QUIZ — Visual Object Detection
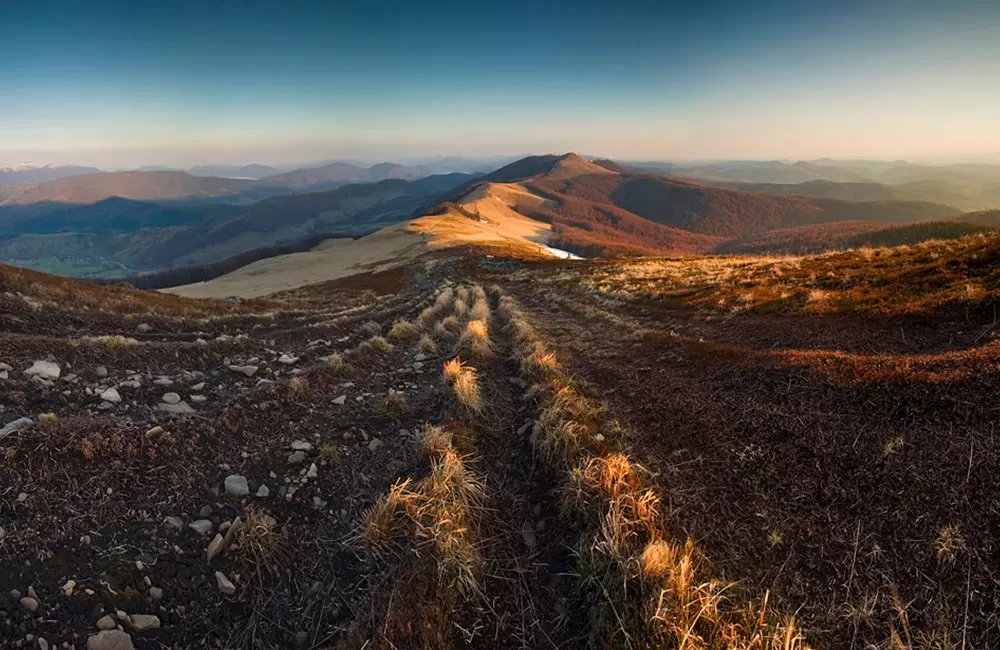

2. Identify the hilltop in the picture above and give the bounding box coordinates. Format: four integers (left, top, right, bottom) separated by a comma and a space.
2, 228, 1000, 648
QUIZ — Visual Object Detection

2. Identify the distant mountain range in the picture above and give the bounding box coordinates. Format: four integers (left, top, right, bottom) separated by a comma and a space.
1, 153, 999, 279
0, 163, 102, 185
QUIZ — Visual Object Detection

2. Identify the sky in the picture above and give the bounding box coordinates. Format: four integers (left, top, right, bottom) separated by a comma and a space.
1, 0, 998, 168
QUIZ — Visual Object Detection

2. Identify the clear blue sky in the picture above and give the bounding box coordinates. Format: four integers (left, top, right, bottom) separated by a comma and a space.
1, 0, 998, 167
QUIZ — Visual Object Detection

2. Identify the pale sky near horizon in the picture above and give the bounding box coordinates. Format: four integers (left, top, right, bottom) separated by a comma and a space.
1, 0, 998, 168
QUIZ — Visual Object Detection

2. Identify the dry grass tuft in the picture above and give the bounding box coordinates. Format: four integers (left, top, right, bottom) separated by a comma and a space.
362, 425, 483, 595
387, 319, 421, 343
361, 320, 382, 336
455, 319, 492, 358
418, 334, 438, 354
83, 334, 140, 347
418, 424, 452, 457
325, 352, 346, 369
237, 507, 286, 573
360, 335, 392, 355
443, 359, 482, 413
453, 298, 468, 318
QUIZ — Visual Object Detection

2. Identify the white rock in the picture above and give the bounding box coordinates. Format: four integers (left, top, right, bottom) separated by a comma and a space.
157, 401, 196, 415
255, 485, 270, 498
0, 362, 11, 371
188, 520, 213, 536
164, 515, 184, 530
290, 440, 313, 451
278, 354, 299, 365
86, 630, 135, 650
128, 614, 160, 632
190, 382, 206, 391
190, 394, 207, 403
332, 394, 347, 406
62, 580, 77, 597
0, 370, 7, 380
224, 474, 249, 497
96, 615, 116, 630
0, 417, 33, 442
229, 365, 258, 377
368, 438, 383, 453
94, 366, 108, 377
215, 571, 236, 595
287, 450, 306, 464
161, 392, 181, 404
136, 323, 152, 333
25, 360, 60, 380
100, 387, 122, 404
205, 534, 225, 562
306, 463, 318, 480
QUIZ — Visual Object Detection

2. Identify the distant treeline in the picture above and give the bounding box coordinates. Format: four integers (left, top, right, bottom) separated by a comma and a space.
90, 231, 372, 290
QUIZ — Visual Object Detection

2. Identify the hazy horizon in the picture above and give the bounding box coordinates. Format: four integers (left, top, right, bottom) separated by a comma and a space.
2, 0, 998, 168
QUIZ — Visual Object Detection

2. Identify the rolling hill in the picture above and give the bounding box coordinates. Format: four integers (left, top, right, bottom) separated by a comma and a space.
0, 170, 281, 205
0, 173, 472, 277
262, 161, 435, 190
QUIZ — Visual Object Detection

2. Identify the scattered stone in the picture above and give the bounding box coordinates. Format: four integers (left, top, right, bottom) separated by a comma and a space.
230, 365, 258, 377
0, 417, 33, 442
332, 394, 347, 406
190, 395, 207, 404
164, 516, 184, 530
38, 637, 49, 650
278, 354, 299, 365
128, 614, 160, 632
287, 450, 307, 464
224, 474, 250, 497
161, 392, 181, 404
61, 580, 76, 597
188, 520, 213, 536
222, 516, 244, 550
215, 571, 236, 595
190, 382, 206, 391
136, 323, 152, 333
0, 370, 7, 380
199, 505, 213, 517
290, 440, 313, 451
20, 597, 39, 612
0, 362, 11, 371
153, 378, 173, 386
306, 463, 318, 480
25, 360, 60, 381
206, 534, 225, 562
94, 366, 108, 378
96, 615, 116, 631
157, 401, 196, 415
99, 388, 122, 404
255, 485, 270, 498
148, 587, 163, 601
368, 438, 383, 453
86, 630, 135, 650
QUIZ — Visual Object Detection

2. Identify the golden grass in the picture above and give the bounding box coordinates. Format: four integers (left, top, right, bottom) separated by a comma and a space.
455, 319, 492, 358
453, 298, 468, 318
325, 352, 346, 369
362, 425, 483, 595
442, 359, 482, 412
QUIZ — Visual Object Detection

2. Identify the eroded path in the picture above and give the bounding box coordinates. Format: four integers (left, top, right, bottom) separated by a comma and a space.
505, 275, 1000, 649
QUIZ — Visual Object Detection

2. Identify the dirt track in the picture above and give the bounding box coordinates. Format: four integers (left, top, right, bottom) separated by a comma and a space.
505, 273, 1000, 648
